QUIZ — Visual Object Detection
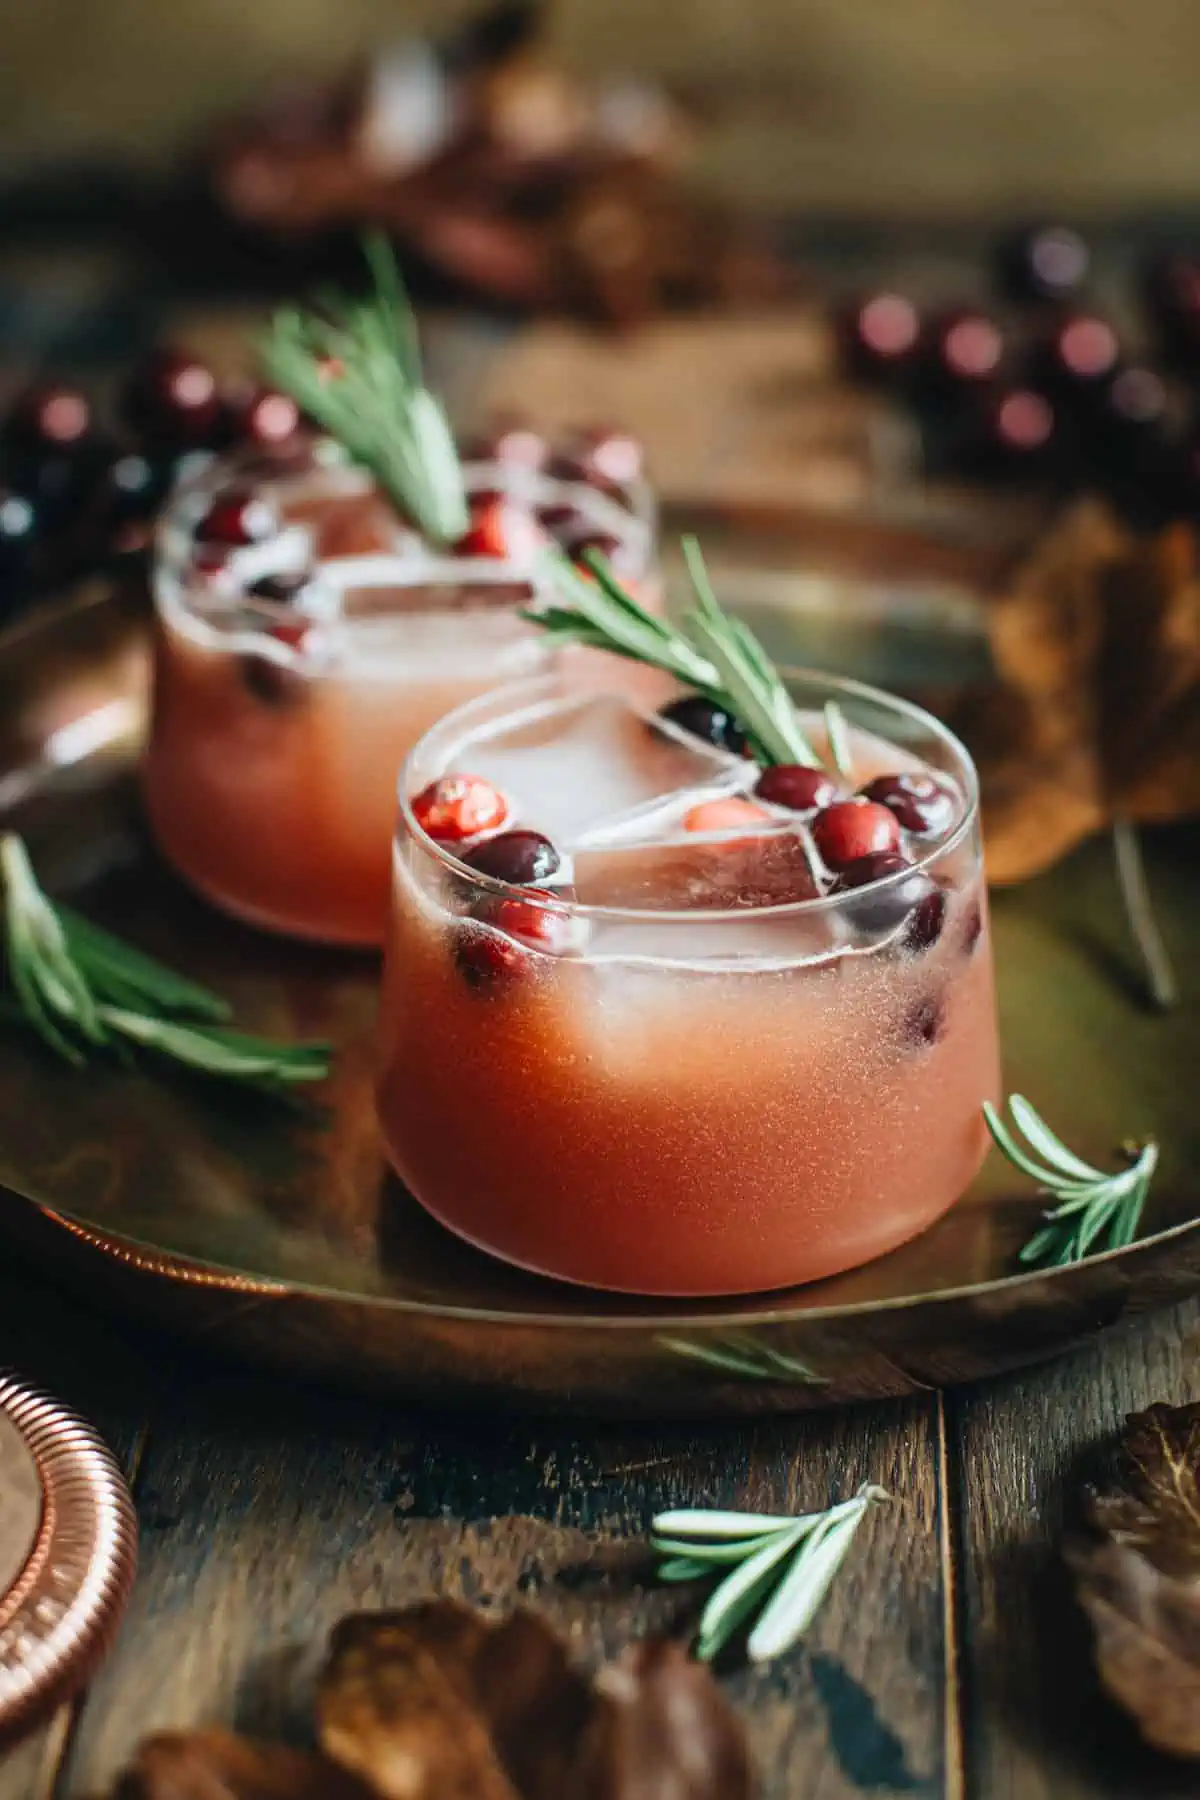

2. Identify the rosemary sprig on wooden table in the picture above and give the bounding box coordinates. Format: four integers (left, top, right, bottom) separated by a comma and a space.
0, 835, 331, 1094
261, 233, 469, 547
534, 539, 826, 769
983, 1093, 1159, 1268
652, 1486, 889, 1663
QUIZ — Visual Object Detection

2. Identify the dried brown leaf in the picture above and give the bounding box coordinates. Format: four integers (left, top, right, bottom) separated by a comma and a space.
1067, 1400, 1200, 1758
948, 501, 1200, 883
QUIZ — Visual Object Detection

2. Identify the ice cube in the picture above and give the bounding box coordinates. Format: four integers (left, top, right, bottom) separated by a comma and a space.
450, 694, 746, 846
573, 826, 821, 913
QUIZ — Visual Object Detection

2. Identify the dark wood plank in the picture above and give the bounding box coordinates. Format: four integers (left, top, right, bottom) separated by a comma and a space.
61, 1365, 946, 1800
954, 1298, 1200, 1800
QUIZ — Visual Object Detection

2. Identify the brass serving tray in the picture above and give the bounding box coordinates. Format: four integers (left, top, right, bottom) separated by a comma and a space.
0, 583, 1196, 1416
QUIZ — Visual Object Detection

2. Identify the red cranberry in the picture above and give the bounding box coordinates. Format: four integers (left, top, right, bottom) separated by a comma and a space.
997, 226, 1090, 303
754, 765, 841, 813
411, 774, 510, 844
456, 497, 541, 562
902, 993, 946, 1049
266, 618, 312, 652
6, 385, 92, 457
658, 696, 746, 756
196, 491, 278, 547
483, 887, 576, 953
123, 348, 222, 446
831, 850, 941, 937
463, 829, 561, 885
860, 772, 957, 837
462, 421, 547, 470
840, 292, 923, 384
812, 800, 901, 869
231, 386, 302, 449
905, 886, 949, 953
1037, 313, 1120, 397
969, 386, 1065, 480
248, 570, 312, 604
924, 309, 1006, 393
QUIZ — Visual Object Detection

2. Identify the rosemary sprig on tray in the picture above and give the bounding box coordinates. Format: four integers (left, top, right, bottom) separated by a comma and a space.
983, 1094, 1159, 1268
534, 538, 825, 768
652, 1485, 888, 1663
261, 233, 469, 547
0, 835, 331, 1094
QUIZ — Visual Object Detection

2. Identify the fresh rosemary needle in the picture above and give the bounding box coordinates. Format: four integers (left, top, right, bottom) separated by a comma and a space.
983, 1093, 1159, 1268
261, 233, 469, 548
0, 835, 331, 1095
534, 538, 827, 769
652, 1486, 889, 1663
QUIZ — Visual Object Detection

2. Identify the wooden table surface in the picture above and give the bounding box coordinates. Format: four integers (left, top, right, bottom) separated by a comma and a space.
0, 1258, 1197, 1800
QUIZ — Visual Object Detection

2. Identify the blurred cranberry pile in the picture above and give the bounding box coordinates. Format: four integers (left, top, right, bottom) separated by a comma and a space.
0, 348, 306, 623
839, 227, 1200, 528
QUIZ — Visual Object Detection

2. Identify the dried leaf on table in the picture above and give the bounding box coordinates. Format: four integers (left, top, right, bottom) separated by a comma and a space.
1067, 1400, 1200, 1759
947, 500, 1200, 884
109, 1601, 755, 1800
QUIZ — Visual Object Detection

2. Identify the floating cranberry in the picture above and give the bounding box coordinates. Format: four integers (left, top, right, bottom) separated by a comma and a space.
754, 764, 841, 813
485, 887, 576, 953
997, 226, 1090, 303
456, 496, 541, 562
249, 570, 312, 604
902, 993, 945, 1049
411, 774, 510, 844
831, 849, 940, 936
231, 386, 302, 449
463, 829, 561, 885
682, 797, 771, 834
905, 886, 949, 953
840, 292, 923, 385
860, 771, 957, 837
453, 923, 526, 990
812, 800, 901, 869
658, 696, 746, 755
195, 491, 278, 547
462, 421, 547, 470
122, 348, 222, 446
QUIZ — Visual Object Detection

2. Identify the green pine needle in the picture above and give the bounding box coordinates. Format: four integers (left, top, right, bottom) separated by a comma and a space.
0, 834, 331, 1096
983, 1094, 1159, 1268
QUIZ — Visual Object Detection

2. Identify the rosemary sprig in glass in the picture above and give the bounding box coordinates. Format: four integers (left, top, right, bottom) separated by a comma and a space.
534, 539, 826, 769
652, 1485, 889, 1663
0, 835, 331, 1095
261, 233, 469, 547
983, 1093, 1159, 1268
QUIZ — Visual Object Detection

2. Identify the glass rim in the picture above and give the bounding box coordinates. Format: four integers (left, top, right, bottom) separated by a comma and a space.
396, 664, 982, 926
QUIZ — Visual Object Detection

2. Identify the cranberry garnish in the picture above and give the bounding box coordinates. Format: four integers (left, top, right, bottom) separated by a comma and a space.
812, 800, 902, 869
658, 696, 746, 755
462, 422, 547, 470
682, 797, 771, 834
411, 775, 510, 844
831, 850, 941, 936
839, 292, 923, 384
860, 772, 956, 837
195, 491, 278, 547
456, 497, 541, 562
754, 765, 841, 813
230, 386, 302, 449
249, 571, 312, 604
122, 348, 222, 446
463, 829, 561, 885
997, 226, 1090, 303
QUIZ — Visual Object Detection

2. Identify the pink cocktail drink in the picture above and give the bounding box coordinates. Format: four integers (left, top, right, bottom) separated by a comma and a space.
144, 434, 658, 945
377, 670, 1001, 1296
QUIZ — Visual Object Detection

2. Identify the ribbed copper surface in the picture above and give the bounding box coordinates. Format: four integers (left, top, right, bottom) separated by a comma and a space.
0, 1375, 137, 1746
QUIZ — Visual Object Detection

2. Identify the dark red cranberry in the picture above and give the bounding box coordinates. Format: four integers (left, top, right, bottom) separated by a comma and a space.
453, 923, 527, 990
860, 772, 957, 837
5, 385, 92, 459
462, 421, 547, 470
195, 491, 278, 547
230, 386, 302, 450
967, 385, 1066, 481
997, 226, 1090, 303
479, 887, 576, 953
249, 570, 312, 604
831, 850, 939, 935
456, 496, 541, 562
122, 348, 222, 447
812, 800, 902, 869
658, 696, 746, 756
905, 886, 949, 954
902, 993, 946, 1049
754, 764, 841, 813
923, 309, 1006, 395
839, 292, 923, 385
463, 829, 561, 885
266, 618, 312, 652
1035, 313, 1121, 399
411, 775, 510, 844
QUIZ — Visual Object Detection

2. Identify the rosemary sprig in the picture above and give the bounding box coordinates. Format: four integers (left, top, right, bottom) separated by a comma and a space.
983, 1094, 1159, 1268
261, 233, 469, 547
534, 539, 825, 769
0, 835, 331, 1095
652, 1486, 889, 1663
